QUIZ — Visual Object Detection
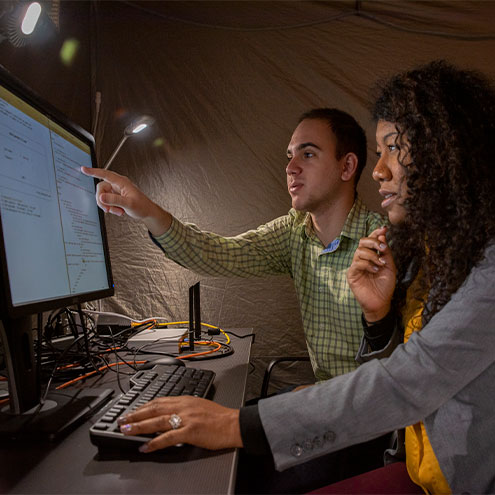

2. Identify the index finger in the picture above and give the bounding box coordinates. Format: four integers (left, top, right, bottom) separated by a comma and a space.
80, 166, 124, 186
368, 226, 388, 239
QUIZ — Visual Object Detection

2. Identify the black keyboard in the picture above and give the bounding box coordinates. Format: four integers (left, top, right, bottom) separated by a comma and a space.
89, 364, 215, 449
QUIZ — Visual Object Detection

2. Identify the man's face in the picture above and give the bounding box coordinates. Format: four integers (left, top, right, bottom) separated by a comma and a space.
286, 118, 346, 214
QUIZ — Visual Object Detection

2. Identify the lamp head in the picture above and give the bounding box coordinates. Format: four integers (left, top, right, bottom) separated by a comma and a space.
124, 115, 155, 136
102, 114, 156, 170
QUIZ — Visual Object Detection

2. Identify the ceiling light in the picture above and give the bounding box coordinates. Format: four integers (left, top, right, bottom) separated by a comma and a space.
21, 2, 41, 35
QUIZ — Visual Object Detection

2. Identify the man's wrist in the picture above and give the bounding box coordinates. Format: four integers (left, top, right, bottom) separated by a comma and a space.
144, 203, 173, 237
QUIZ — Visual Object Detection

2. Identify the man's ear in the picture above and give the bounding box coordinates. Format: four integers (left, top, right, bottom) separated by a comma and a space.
341, 153, 358, 182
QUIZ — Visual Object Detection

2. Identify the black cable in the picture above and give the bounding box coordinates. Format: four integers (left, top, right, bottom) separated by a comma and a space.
41, 332, 90, 401
36, 312, 43, 399
227, 330, 256, 342
108, 325, 129, 394
97, 321, 153, 341
75, 305, 99, 375
184, 343, 234, 361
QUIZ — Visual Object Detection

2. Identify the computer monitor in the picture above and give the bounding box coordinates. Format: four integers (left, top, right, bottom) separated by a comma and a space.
0, 65, 114, 438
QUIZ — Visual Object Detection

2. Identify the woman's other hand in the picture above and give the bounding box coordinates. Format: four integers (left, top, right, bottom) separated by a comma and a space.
347, 226, 396, 322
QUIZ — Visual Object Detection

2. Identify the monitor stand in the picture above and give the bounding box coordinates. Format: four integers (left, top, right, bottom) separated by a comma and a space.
0, 388, 113, 441
0, 318, 113, 441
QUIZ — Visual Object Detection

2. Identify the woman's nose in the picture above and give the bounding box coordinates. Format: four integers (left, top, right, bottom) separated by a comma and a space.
372, 157, 391, 182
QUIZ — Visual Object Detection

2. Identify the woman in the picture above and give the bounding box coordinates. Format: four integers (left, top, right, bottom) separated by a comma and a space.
117, 61, 495, 493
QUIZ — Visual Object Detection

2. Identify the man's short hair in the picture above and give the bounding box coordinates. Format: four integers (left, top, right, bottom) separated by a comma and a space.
298, 108, 367, 186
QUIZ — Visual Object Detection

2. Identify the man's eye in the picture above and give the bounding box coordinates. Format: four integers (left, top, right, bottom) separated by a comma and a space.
304, 151, 314, 158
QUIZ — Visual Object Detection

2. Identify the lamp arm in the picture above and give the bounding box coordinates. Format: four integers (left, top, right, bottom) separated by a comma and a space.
103, 134, 129, 170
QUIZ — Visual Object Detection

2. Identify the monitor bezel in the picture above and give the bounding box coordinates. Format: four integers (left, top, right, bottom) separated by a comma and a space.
0, 65, 114, 320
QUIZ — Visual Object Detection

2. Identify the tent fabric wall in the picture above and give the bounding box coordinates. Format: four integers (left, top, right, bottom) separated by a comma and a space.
91, 1, 495, 398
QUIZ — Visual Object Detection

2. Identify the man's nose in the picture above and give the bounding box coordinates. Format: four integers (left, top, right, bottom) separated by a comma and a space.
286, 157, 300, 175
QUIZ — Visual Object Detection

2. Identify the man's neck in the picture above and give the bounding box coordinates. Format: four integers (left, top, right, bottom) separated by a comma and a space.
310, 194, 355, 247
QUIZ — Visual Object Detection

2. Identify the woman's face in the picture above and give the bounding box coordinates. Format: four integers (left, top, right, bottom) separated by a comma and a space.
373, 120, 409, 225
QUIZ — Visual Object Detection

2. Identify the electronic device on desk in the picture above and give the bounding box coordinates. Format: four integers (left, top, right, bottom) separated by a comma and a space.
89, 362, 215, 450
0, 65, 114, 440
126, 281, 234, 360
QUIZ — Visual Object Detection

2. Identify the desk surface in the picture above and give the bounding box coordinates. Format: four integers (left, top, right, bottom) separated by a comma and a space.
1, 328, 253, 494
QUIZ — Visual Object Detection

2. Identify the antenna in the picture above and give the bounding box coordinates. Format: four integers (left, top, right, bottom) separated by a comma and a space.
187, 282, 201, 351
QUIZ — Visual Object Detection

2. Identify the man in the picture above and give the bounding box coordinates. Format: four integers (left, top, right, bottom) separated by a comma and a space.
82, 108, 385, 382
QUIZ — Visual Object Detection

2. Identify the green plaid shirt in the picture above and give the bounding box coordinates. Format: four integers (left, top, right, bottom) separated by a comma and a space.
153, 197, 385, 381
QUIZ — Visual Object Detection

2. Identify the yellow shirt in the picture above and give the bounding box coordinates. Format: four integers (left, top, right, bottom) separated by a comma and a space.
402, 291, 451, 495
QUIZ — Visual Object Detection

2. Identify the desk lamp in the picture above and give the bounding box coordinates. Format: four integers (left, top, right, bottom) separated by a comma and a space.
103, 115, 155, 170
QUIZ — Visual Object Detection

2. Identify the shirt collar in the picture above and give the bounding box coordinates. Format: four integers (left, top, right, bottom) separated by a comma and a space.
341, 196, 370, 242
300, 195, 369, 242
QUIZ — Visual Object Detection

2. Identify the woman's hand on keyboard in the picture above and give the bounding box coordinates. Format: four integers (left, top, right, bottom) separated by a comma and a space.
117, 396, 243, 452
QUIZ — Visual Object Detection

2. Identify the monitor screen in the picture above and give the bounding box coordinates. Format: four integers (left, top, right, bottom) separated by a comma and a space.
0, 69, 113, 318
0, 66, 114, 427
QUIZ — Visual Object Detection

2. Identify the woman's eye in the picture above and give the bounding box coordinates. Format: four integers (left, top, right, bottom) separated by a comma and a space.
376, 151, 382, 158
387, 144, 397, 152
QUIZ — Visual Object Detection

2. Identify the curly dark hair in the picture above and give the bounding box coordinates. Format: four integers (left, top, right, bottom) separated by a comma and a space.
372, 60, 495, 323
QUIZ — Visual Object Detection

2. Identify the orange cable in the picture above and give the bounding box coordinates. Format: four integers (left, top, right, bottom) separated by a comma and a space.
55, 359, 147, 389
178, 341, 222, 359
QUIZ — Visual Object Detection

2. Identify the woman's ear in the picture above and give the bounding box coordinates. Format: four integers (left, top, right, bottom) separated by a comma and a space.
341, 152, 358, 182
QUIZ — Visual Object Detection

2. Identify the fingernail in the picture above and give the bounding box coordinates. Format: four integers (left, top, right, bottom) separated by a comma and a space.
373, 266, 379, 271
117, 415, 128, 425
379, 243, 386, 250
120, 423, 132, 434
139, 443, 149, 453
379, 257, 386, 264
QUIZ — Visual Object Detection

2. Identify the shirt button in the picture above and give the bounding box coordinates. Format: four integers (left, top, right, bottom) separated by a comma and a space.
302, 440, 313, 452
324, 431, 336, 443
290, 444, 304, 457
312, 436, 323, 449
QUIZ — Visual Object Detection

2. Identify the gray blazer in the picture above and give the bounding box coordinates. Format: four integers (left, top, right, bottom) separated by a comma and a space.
258, 243, 495, 493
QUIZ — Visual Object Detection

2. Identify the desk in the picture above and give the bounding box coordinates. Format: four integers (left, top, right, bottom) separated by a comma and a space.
0, 328, 253, 494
